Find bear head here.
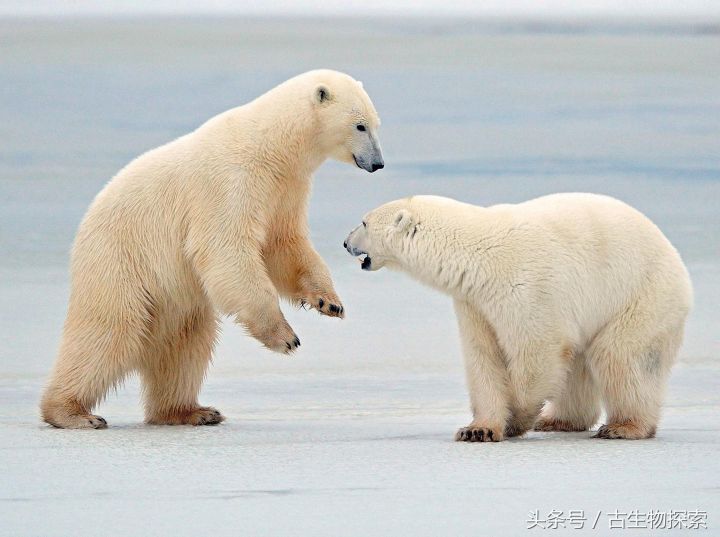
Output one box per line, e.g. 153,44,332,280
309,70,384,173
344,196,467,271
343,198,420,271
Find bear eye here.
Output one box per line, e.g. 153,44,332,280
362,221,367,228
356,124,366,132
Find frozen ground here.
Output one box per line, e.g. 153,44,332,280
1,367,719,536
1,17,719,536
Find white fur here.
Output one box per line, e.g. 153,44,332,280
346,193,693,441
41,69,382,429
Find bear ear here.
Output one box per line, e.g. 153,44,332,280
314,85,332,104
392,209,414,232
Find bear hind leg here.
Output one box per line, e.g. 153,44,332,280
141,307,223,426
40,321,139,429
588,311,684,440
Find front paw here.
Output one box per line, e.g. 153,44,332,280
301,293,345,318
455,425,504,442
249,316,301,355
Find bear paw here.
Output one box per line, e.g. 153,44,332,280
84,414,108,429
45,412,107,429
187,407,225,426
593,421,655,440
455,425,503,443
147,406,225,426
534,418,589,432
301,294,345,318
250,317,301,355
63,414,108,429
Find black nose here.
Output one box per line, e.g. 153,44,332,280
371,162,384,172
343,241,347,248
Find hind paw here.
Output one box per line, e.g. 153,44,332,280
593,421,655,439
147,406,225,426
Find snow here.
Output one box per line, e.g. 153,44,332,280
1,367,718,536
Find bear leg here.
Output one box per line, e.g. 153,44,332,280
588,305,685,440
41,397,108,429
534,353,601,432
500,338,574,438
41,316,139,429
453,300,511,442
264,234,345,319
142,306,223,425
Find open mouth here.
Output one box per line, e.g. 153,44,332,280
359,253,372,270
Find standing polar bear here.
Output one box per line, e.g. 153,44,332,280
345,193,692,441
42,69,383,429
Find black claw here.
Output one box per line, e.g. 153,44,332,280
286,342,291,350
318,298,324,309
293,336,300,347
98,417,106,424
329,304,340,314
487,430,494,441
594,426,612,439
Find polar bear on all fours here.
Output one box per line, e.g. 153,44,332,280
345,193,693,441
41,69,384,429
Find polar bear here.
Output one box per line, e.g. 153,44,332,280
41,69,383,429
345,193,692,441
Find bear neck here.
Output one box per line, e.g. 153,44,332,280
255,112,325,178
397,215,497,301
240,93,328,180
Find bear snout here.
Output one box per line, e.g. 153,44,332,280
347,245,366,257
344,236,365,258
353,153,384,173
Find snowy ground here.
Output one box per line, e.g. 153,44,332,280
1,17,719,536
1,366,718,536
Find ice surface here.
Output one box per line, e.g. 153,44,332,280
1,17,719,536
1,369,718,536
